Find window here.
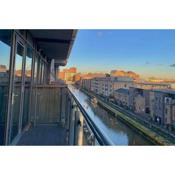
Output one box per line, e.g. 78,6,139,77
11,42,24,142
25,47,33,82
22,46,33,130
34,55,38,84
0,30,11,145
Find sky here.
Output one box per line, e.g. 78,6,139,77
64,30,175,80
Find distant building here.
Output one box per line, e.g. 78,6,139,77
129,87,150,115
134,93,145,114
58,67,77,82
132,82,171,90
114,88,129,108
110,70,140,80
58,71,65,80
0,72,9,83
73,73,81,82
69,67,77,73
149,89,175,126
0,65,7,72
91,76,133,97
82,79,92,90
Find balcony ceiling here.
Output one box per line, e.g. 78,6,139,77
29,30,77,66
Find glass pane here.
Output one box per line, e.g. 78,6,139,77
25,47,32,82
22,46,33,129
10,42,24,142
38,58,41,84
41,61,44,84
0,30,11,145
34,56,38,84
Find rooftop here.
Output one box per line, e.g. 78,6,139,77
115,88,129,94
135,82,171,86
153,89,175,95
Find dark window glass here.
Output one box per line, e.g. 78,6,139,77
41,61,44,84
22,46,33,129
11,42,24,142
37,57,41,84
34,55,38,84
25,47,32,82
0,30,11,145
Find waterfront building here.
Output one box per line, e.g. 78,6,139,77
129,87,150,115
91,76,133,97
149,89,175,126
134,93,146,114
82,78,92,91
114,88,129,108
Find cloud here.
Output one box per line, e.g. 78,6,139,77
170,64,175,67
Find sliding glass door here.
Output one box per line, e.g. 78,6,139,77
22,46,33,129
0,30,12,145
10,37,25,142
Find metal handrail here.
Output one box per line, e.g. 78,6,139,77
67,88,114,145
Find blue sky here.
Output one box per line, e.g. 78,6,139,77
64,30,175,80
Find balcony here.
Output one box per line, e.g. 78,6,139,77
11,83,112,146
0,30,113,146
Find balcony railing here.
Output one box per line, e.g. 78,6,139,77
16,83,113,145
67,87,113,145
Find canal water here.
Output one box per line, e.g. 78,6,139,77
69,85,152,145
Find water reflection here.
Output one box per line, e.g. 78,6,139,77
69,85,152,145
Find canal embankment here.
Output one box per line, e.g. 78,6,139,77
80,88,174,145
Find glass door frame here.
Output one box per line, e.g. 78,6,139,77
9,33,26,143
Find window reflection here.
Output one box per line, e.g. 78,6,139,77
0,30,11,145
38,57,42,84
22,46,33,129
25,47,32,82
11,42,24,142
14,44,23,81
34,56,38,83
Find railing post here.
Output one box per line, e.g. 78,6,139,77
68,101,76,145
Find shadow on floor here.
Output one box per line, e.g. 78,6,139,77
17,124,68,146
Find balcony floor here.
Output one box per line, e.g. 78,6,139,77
17,124,68,145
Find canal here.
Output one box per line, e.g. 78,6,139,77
69,85,153,145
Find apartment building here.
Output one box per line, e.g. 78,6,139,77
91,76,133,97
129,87,150,115
58,67,77,82
82,78,91,91
149,89,175,126
114,88,129,108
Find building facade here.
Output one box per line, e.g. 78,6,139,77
129,87,150,115
58,67,77,82
81,78,92,91
149,89,175,126
114,88,129,108
91,76,133,97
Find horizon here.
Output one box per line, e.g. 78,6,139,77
61,30,175,80
60,67,175,81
